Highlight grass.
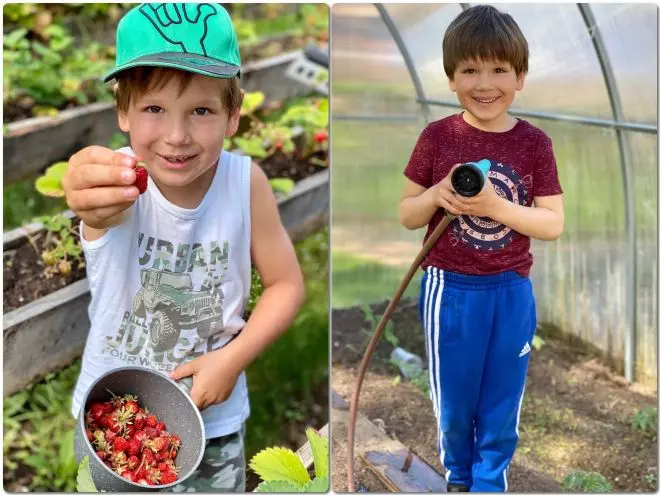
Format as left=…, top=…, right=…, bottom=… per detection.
left=2, top=229, right=329, bottom=491
left=332, top=250, right=422, bottom=309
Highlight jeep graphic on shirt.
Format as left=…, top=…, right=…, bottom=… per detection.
left=102, top=236, right=232, bottom=373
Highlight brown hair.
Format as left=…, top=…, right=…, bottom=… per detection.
left=443, top=5, right=528, bottom=79
left=114, top=67, right=242, bottom=115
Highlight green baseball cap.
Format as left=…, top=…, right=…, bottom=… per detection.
left=104, top=3, right=241, bottom=82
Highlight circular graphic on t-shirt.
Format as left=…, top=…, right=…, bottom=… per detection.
left=450, top=160, right=530, bottom=251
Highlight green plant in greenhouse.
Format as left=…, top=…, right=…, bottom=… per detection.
left=249, top=427, right=328, bottom=492
left=562, top=470, right=612, bottom=492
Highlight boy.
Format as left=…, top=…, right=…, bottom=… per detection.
left=62, top=3, right=305, bottom=491
left=399, top=5, right=564, bottom=492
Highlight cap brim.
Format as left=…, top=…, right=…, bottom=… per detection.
left=103, top=53, right=240, bottom=82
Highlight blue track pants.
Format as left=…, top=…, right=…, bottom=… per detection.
left=419, top=267, right=537, bottom=492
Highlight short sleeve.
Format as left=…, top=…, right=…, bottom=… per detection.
left=534, top=133, right=563, bottom=197
left=404, top=126, right=435, bottom=188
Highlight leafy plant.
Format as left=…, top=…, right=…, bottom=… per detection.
left=249, top=427, right=328, bottom=492
left=361, top=304, right=398, bottom=348
left=3, top=360, right=81, bottom=492
left=562, top=470, right=612, bottom=492
left=631, top=407, right=657, bottom=437
left=32, top=213, right=85, bottom=278
left=226, top=91, right=328, bottom=168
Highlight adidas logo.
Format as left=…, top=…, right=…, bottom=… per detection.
left=519, top=341, right=531, bottom=357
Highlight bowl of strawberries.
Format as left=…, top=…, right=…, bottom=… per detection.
left=73, top=367, right=205, bottom=491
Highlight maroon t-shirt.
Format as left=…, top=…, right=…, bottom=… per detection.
left=404, top=113, right=563, bottom=277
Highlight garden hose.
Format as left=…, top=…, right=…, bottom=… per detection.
left=346, top=212, right=454, bottom=492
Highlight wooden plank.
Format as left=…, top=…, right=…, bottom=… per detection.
left=332, top=389, right=447, bottom=492
left=362, top=449, right=447, bottom=493
left=296, top=423, right=329, bottom=469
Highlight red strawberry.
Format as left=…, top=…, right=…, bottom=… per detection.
left=147, top=436, right=169, bottom=452
left=95, top=450, right=107, bottom=460
left=155, top=421, right=166, bottom=433
left=113, top=437, right=129, bottom=453
left=89, top=403, right=106, bottom=422
left=133, top=430, right=148, bottom=443
left=134, top=165, right=149, bottom=194
left=127, top=455, right=140, bottom=471
left=160, top=471, right=178, bottom=485
left=145, top=415, right=158, bottom=428
left=121, top=471, right=132, bottom=481
left=86, top=429, right=94, bottom=442
left=124, top=397, right=140, bottom=415
left=127, top=437, right=142, bottom=456
left=274, top=139, right=284, bottom=150
left=142, top=448, right=156, bottom=466
left=104, top=429, right=117, bottom=442
left=314, top=129, right=328, bottom=143
left=144, top=426, right=159, bottom=439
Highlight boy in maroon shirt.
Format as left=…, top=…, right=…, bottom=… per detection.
left=400, top=5, right=564, bottom=492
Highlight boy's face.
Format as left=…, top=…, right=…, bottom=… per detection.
left=449, top=58, right=525, bottom=129
left=118, top=72, right=240, bottom=201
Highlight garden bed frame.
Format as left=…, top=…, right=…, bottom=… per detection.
left=3, top=168, right=328, bottom=396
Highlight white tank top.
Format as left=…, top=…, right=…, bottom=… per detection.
left=71, top=147, right=251, bottom=438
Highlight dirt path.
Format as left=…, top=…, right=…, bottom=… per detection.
left=331, top=302, right=657, bottom=492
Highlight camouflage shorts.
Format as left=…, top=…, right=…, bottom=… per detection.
left=168, top=425, right=246, bottom=492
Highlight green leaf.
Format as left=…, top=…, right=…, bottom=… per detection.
left=249, top=447, right=311, bottom=485
left=242, top=91, right=265, bottom=115
left=254, top=480, right=303, bottom=492
left=305, top=428, right=328, bottom=479
left=302, top=476, right=329, bottom=492
left=532, top=335, right=545, bottom=351
left=234, top=136, right=268, bottom=158
left=269, top=178, right=295, bottom=195
left=76, top=456, right=98, bottom=492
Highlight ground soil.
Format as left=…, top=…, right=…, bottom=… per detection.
left=2, top=152, right=327, bottom=313
left=331, top=301, right=658, bottom=492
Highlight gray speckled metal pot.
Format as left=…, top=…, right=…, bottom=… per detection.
left=73, top=367, right=205, bottom=491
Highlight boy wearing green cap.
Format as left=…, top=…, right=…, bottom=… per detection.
left=62, top=4, right=306, bottom=490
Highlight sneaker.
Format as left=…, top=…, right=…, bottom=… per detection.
left=447, top=483, right=470, bottom=492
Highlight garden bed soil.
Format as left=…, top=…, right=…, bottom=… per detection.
left=331, top=300, right=658, bottom=492
left=3, top=152, right=327, bottom=313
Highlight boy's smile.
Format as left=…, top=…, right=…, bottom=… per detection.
left=118, top=73, right=240, bottom=208
left=449, top=58, right=525, bottom=132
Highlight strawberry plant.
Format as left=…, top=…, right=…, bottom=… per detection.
left=32, top=162, right=84, bottom=277
left=562, top=470, right=612, bottom=492
left=249, top=427, right=328, bottom=492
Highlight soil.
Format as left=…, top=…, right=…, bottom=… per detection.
left=2, top=151, right=327, bottom=313
left=3, top=217, right=87, bottom=312
left=331, top=300, right=658, bottom=492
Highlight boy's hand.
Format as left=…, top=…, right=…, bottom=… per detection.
left=460, top=178, right=505, bottom=217
left=432, top=164, right=471, bottom=216
left=62, top=145, right=140, bottom=229
left=169, top=347, right=243, bottom=411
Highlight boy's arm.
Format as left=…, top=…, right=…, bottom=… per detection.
left=492, top=194, right=564, bottom=240
left=461, top=181, right=564, bottom=241
left=400, top=165, right=472, bottom=229
left=170, top=163, right=305, bottom=410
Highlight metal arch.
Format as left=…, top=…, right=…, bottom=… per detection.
left=578, top=4, right=637, bottom=382
left=374, top=3, right=431, bottom=123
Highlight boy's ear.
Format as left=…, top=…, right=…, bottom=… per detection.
left=224, top=89, right=244, bottom=138
left=516, top=71, right=526, bottom=91
left=224, top=106, right=241, bottom=138
left=118, top=111, right=130, bottom=133
left=448, top=75, right=457, bottom=92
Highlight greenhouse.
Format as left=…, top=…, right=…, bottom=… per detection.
left=331, top=3, right=657, bottom=492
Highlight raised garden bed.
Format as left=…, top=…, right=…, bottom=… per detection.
left=3, top=48, right=327, bottom=183
left=3, top=165, right=328, bottom=396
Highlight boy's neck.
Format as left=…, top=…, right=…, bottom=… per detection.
left=152, top=165, right=217, bottom=209
left=462, top=111, right=518, bottom=133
